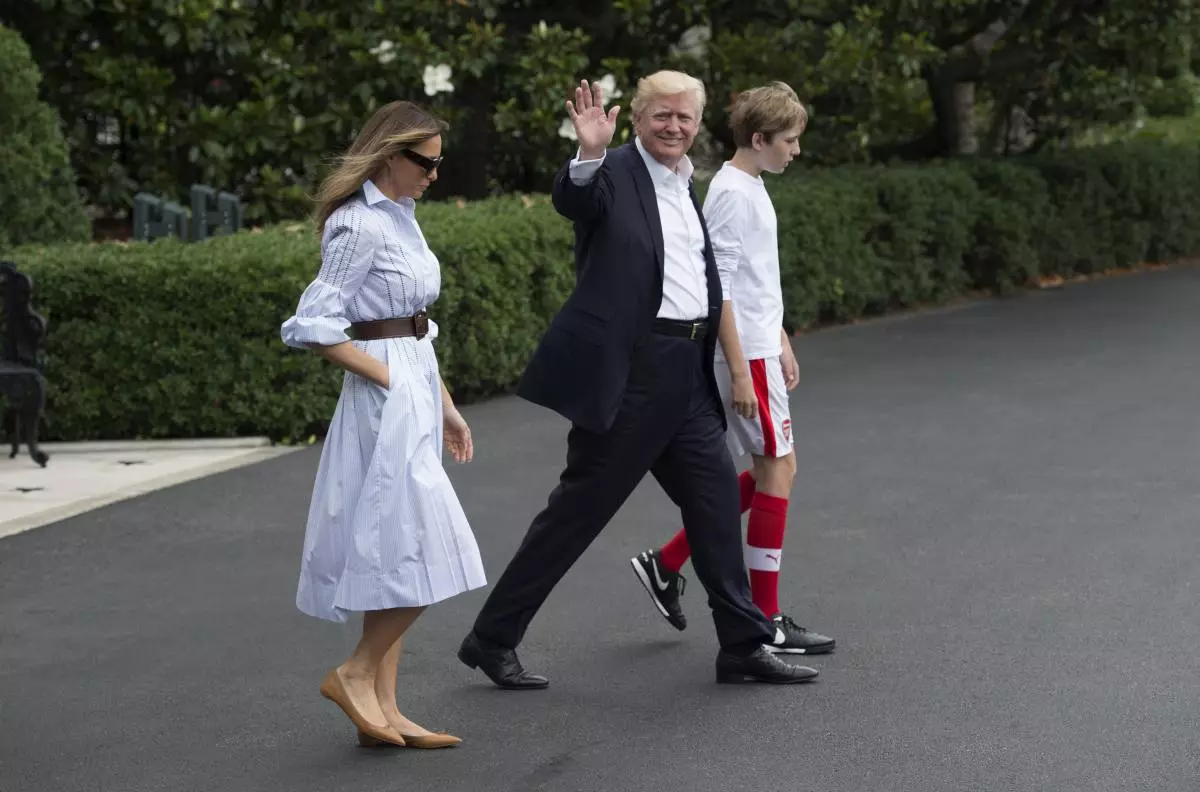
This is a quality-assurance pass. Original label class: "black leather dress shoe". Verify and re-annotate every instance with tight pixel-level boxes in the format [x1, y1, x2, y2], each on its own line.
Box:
[457, 632, 549, 690]
[715, 645, 819, 684]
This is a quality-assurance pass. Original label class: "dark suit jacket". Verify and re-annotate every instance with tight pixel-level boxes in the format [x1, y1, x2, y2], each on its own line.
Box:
[516, 142, 725, 433]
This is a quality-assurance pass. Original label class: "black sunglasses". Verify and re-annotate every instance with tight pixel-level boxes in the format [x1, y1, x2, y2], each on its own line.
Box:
[400, 148, 443, 174]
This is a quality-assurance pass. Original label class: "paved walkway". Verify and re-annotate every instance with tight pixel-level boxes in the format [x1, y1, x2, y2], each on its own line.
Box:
[0, 439, 298, 539]
[2, 267, 1199, 792]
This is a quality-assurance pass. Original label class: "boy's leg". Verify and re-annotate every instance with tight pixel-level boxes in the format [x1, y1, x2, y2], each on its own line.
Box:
[744, 356, 794, 619]
[745, 357, 836, 655]
[746, 453, 794, 618]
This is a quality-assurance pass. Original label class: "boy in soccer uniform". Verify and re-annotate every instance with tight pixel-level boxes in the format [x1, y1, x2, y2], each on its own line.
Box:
[630, 82, 835, 655]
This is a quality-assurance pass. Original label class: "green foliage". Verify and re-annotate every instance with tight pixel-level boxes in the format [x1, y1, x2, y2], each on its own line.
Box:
[769, 168, 884, 323]
[770, 140, 1200, 321]
[417, 194, 575, 398]
[8, 197, 573, 442]
[4, 0, 1195, 226]
[705, 3, 937, 163]
[1143, 73, 1199, 117]
[489, 23, 594, 192]
[8, 141, 1200, 442]
[0, 24, 90, 247]
[703, 0, 1194, 160]
[1077, 112, 1200, 146]
[1, 0, 605, 223]
[958, 159, 1050, 292]
[1029, 141, 1200, 275]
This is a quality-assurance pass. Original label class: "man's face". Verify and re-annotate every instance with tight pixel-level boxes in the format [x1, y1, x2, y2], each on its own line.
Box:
[634, 93, 701, 168]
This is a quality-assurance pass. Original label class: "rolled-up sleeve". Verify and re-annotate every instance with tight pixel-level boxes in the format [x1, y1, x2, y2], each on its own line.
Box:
[281, 209, 374, 348]
[704, 191, 749, 301]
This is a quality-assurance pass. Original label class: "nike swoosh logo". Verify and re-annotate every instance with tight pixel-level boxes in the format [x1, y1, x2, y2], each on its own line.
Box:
[652, 563, 669, 591]
[774, 627, 786, 644]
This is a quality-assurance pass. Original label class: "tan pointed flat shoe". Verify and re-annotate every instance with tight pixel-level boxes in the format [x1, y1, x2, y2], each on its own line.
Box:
[319, 669, 406, 747]
[358, 730, 461, 749]
[398, 732, 461, 749]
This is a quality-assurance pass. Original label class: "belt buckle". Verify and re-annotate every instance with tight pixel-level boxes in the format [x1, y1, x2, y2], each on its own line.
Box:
[689, 321, 701, 341]
[414, 311, 429, 339]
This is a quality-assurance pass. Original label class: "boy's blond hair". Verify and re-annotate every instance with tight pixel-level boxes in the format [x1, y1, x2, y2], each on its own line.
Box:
[729, 81, 807, 148]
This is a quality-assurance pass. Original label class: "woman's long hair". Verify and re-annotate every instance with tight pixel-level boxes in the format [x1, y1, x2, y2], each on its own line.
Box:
[313, 101, 449, 235]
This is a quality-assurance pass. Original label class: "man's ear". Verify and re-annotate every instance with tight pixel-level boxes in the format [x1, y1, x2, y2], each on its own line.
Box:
[752, 131, 765, 151]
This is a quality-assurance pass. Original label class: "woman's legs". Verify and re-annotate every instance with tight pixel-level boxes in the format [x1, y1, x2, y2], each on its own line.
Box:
[334, 607, 424, 729]
[373, 609, 436, 736]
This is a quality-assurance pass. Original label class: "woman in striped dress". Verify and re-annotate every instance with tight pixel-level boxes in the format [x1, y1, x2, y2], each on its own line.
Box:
[281, 101, 486, 749]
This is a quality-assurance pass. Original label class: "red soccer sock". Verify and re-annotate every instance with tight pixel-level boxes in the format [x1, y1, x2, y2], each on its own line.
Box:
[658, 470, 758, 573]
[746, 492, 788, 618]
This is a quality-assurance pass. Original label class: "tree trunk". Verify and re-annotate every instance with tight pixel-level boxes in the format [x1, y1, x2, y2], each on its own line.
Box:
[433, 77, 492, 201]
[954, 82, 979, 154]
[923, 7, 1029, 157]
[925, 68, 965, 156]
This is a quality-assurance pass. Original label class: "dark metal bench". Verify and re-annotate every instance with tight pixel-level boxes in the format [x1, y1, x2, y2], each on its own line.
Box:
[0, 261, 49, 467]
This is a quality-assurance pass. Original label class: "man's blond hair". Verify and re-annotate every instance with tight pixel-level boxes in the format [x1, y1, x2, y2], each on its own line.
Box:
[630, 70, 707, 117]
[729, 82, 807, 148]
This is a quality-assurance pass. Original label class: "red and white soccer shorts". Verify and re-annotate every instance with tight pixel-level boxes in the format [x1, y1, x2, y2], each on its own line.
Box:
[715, 355, 793, 458]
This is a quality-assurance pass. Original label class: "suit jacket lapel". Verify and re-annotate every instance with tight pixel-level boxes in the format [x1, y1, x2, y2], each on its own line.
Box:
[626, 145, 666, 280]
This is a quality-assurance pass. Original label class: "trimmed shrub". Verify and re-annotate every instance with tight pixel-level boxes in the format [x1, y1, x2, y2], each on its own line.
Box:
[8, 141, 1200, 442]
[0, 24, 89, 247]
[959, 159, 1050, 292]
[1028, 142, 1200, 276]
[769, 168, 884, 323]
[9, 196, 572, 443]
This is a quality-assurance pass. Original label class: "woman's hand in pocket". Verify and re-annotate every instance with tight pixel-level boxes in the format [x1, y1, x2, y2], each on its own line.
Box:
[308, 341, 390, 389]
[371, 360, 390, 390]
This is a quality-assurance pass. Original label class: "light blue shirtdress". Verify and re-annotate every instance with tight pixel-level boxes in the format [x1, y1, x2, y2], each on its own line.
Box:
[281, 180, 486, 622]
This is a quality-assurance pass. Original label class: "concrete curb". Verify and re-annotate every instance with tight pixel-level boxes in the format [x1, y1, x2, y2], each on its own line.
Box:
[0, 445, 301, 541]
[32, 437, 283, 455]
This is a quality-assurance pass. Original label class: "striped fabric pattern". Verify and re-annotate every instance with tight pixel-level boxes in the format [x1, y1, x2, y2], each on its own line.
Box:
[282, 181, 486, 622]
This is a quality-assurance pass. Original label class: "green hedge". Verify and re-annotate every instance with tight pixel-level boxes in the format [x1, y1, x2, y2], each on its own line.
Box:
[8, 140, 1200, 442]
[6, 196, 572, 443]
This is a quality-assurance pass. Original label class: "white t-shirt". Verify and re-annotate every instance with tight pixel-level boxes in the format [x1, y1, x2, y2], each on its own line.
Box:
[704, 162, 783, 361]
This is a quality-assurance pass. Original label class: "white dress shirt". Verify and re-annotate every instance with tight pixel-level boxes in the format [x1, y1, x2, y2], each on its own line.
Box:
[705, 163, 783, 360]
[568, 138, 710, 320]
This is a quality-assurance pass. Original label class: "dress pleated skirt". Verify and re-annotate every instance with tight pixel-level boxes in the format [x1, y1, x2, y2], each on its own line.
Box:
[295, 336, 486, 622]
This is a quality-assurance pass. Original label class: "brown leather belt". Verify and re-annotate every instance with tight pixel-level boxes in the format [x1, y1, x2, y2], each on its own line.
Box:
[349, 312, 430, 340]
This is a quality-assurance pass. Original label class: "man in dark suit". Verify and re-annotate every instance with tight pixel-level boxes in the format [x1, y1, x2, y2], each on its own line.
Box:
[458, 71, 818, 687]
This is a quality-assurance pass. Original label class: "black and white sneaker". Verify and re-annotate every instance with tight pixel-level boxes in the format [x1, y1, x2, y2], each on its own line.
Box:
[630, 549, 687, 631]
[766, 613, 835, 655]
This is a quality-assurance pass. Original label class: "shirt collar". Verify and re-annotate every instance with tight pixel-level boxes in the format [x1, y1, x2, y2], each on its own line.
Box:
[363, 179, 415, 213]
[635, 136, 694, 187]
